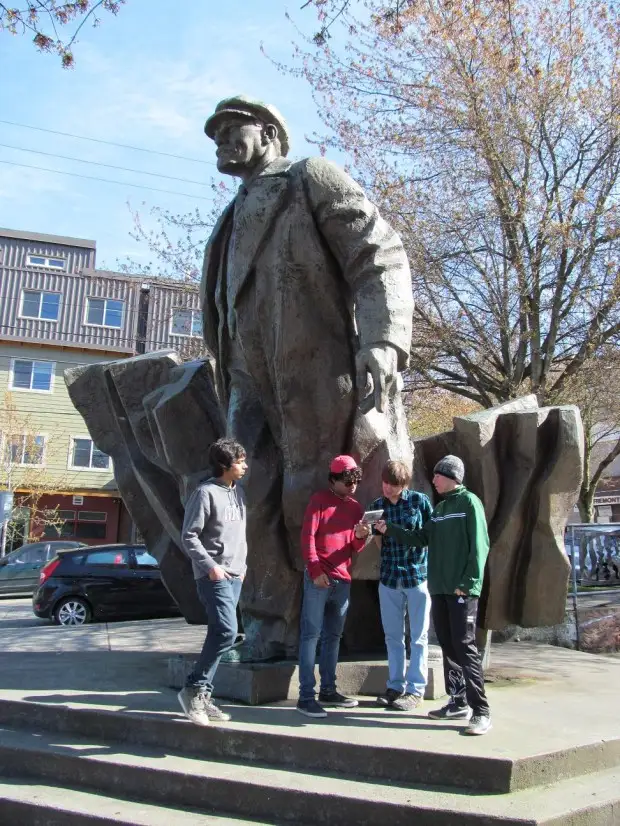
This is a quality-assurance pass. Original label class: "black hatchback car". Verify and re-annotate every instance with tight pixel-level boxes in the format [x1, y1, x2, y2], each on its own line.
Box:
[32, 543, 180, 626]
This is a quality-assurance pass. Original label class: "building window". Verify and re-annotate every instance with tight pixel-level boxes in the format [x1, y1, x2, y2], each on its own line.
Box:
[4, 434, 46, 466]
[10, 359, 54, 392]
[86, 297, 124, 328]
[69, 437, 111, 471]
[45, 509, 107, 540]
[21, 289, 61, 321]
[26, 254, 66, 271]
[170, 308, 202, 337]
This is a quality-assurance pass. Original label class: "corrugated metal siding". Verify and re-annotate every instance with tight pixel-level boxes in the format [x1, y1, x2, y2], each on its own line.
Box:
[1, 236, 140, 350]
[145, 282, 202, 352]
[0, 234, 95, 273]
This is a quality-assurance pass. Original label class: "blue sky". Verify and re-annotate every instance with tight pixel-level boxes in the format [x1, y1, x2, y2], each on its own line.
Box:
[0, 1, 327, 269]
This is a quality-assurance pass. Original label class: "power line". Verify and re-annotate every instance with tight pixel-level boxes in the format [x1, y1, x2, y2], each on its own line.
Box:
[0, 159, 215, 201]
[0, 118, 217, 166]
[0, 142, 209, 186]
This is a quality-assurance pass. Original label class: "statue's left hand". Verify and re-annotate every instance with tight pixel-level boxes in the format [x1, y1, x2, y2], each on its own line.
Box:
[356, 344, 398, 413]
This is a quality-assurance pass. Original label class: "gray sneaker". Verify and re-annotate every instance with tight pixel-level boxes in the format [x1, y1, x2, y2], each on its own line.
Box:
[203, 695, 231, 722]
[464, 714, 492, 735]
[390, 692, 423, 712]
[177, 686, 210, 726]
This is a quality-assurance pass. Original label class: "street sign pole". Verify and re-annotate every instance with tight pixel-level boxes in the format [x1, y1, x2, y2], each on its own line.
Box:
[0, 492, 14, 557]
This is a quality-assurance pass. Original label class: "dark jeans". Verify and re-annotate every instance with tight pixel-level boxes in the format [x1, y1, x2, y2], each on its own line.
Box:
[298, 570, 350, 701]
[186, 575, 243, 694]
[431, 594, 490, 715]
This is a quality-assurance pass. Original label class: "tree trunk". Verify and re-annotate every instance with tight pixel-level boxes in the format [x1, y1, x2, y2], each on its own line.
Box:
[578, 494, 595, 523]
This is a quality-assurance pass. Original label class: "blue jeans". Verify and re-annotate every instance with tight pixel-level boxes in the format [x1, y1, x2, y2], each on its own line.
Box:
[186, 575, 242, 694]
[379, 580, 430, 696]
[298, 571, 350, 701]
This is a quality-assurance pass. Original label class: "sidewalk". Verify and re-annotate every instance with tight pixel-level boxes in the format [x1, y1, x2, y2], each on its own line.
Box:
[0, 604, 619, 764]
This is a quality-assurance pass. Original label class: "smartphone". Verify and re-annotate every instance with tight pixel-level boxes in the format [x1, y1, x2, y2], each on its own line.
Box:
[362, 509, 384, 524]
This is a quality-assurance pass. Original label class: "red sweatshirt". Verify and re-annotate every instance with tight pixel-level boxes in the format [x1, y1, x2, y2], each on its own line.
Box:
[301, 489, 365, 581]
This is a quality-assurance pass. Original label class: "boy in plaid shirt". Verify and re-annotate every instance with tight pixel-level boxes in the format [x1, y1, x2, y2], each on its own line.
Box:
[371, 461, 432, 710]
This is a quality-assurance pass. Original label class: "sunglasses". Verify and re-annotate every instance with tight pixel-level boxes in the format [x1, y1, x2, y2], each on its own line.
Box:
[335, 469, 363, 486]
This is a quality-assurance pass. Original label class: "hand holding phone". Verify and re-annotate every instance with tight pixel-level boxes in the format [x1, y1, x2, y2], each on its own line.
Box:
[361, 509, 384, 524]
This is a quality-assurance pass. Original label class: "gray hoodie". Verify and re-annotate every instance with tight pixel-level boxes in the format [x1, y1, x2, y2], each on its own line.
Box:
[181, 477, 247, 579]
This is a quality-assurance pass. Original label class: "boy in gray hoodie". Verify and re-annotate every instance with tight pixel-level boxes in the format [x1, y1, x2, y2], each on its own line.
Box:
[178, 438, 248, 725]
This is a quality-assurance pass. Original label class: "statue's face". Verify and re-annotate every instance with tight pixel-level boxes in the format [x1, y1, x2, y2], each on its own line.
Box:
[213, 116, 268, 176]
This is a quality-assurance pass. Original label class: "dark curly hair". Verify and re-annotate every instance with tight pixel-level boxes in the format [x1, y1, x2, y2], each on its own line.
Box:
[209, 438, 246, 476]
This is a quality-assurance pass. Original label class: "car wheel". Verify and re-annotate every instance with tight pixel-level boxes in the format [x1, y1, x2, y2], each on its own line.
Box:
[53, 597, 92, 627]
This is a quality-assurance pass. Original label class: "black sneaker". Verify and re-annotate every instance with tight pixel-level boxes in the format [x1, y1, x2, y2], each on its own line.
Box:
[296, 698, 328, 718]
[390, 692, 422, 712]
[318, 690, 359, 708]
[376, 688, 403, 707]
[428, 700, 472, 720]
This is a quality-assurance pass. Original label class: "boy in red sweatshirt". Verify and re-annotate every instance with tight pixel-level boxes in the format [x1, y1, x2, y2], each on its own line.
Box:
[297, 455, 370, 717]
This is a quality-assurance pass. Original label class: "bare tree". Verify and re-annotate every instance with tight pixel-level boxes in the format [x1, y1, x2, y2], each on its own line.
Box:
[0, 1, 124, 67]
[289, 0, 620, 409]
[113, 187, 234, 361]
[405, 386, 479, 438]
[0, 392, 67, 553]
[558, 352, 620, 521]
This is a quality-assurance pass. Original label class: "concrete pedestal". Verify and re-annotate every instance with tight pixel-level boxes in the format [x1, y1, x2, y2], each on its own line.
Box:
[168, 646, 446, 705]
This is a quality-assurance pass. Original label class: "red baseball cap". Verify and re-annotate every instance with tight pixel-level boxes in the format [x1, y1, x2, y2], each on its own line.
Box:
[330, 455, 359, 474]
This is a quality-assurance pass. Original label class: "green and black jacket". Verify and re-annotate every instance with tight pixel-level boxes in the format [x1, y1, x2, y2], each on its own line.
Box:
[385, 485, 489, 597]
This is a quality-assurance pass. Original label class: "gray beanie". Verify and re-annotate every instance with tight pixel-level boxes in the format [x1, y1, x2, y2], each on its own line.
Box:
[433, 455, 465, 484]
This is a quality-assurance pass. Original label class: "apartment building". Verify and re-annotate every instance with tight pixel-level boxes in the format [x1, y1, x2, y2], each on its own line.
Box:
[0, 227, 202, 551]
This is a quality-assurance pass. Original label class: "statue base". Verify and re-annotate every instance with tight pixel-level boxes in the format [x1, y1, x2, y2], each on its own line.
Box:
[168, 647, 446, 705]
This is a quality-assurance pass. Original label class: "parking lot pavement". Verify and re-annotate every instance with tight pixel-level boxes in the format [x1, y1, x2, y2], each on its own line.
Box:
[0, 597, 47, 628]
[0, 596, 207, 654]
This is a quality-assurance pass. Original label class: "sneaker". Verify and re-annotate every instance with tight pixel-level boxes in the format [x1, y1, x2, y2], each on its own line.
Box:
[296, 698, 328, 718]
[203, 695, 231, 723]
[318, 691, 359, 708]
[376, 688, 403, 707]
[428, 700, 472, 720]
[177, 686, 210, 726]
[464, 714, 492, 736]
[390, 692, 423, 712]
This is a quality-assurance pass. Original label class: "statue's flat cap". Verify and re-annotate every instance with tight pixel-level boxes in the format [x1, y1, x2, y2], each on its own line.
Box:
[204, 95, 290, 156]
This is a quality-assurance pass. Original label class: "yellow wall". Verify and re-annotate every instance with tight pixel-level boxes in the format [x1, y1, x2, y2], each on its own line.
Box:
[0, 343, 119, 493]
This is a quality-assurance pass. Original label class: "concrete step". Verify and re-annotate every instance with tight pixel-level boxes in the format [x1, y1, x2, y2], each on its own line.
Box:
[0, 725, 618, 825]
[0, 778, 277, 826]
[1, 698, 619, 795]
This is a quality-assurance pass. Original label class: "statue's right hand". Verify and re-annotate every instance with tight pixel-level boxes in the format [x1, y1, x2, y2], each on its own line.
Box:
[313, 573, 330, 588]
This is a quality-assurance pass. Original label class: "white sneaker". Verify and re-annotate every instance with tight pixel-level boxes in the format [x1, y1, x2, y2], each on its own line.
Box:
[177, 686, 210, 726]
[464, 714, 492, 735]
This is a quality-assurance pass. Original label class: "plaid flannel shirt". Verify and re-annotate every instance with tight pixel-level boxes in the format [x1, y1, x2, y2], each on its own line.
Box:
[371, 489, 433, 588]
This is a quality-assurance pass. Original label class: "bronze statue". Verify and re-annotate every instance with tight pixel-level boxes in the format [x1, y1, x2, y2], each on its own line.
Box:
[200, 96, 415, 658]
[65, 98, 583, 667]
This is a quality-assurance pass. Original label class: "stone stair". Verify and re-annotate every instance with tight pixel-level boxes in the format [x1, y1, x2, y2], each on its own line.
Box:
[0, 698, 618, 825]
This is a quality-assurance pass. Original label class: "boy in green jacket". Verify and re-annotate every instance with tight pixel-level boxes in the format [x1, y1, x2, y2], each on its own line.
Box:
[375, 455, 492, 735]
